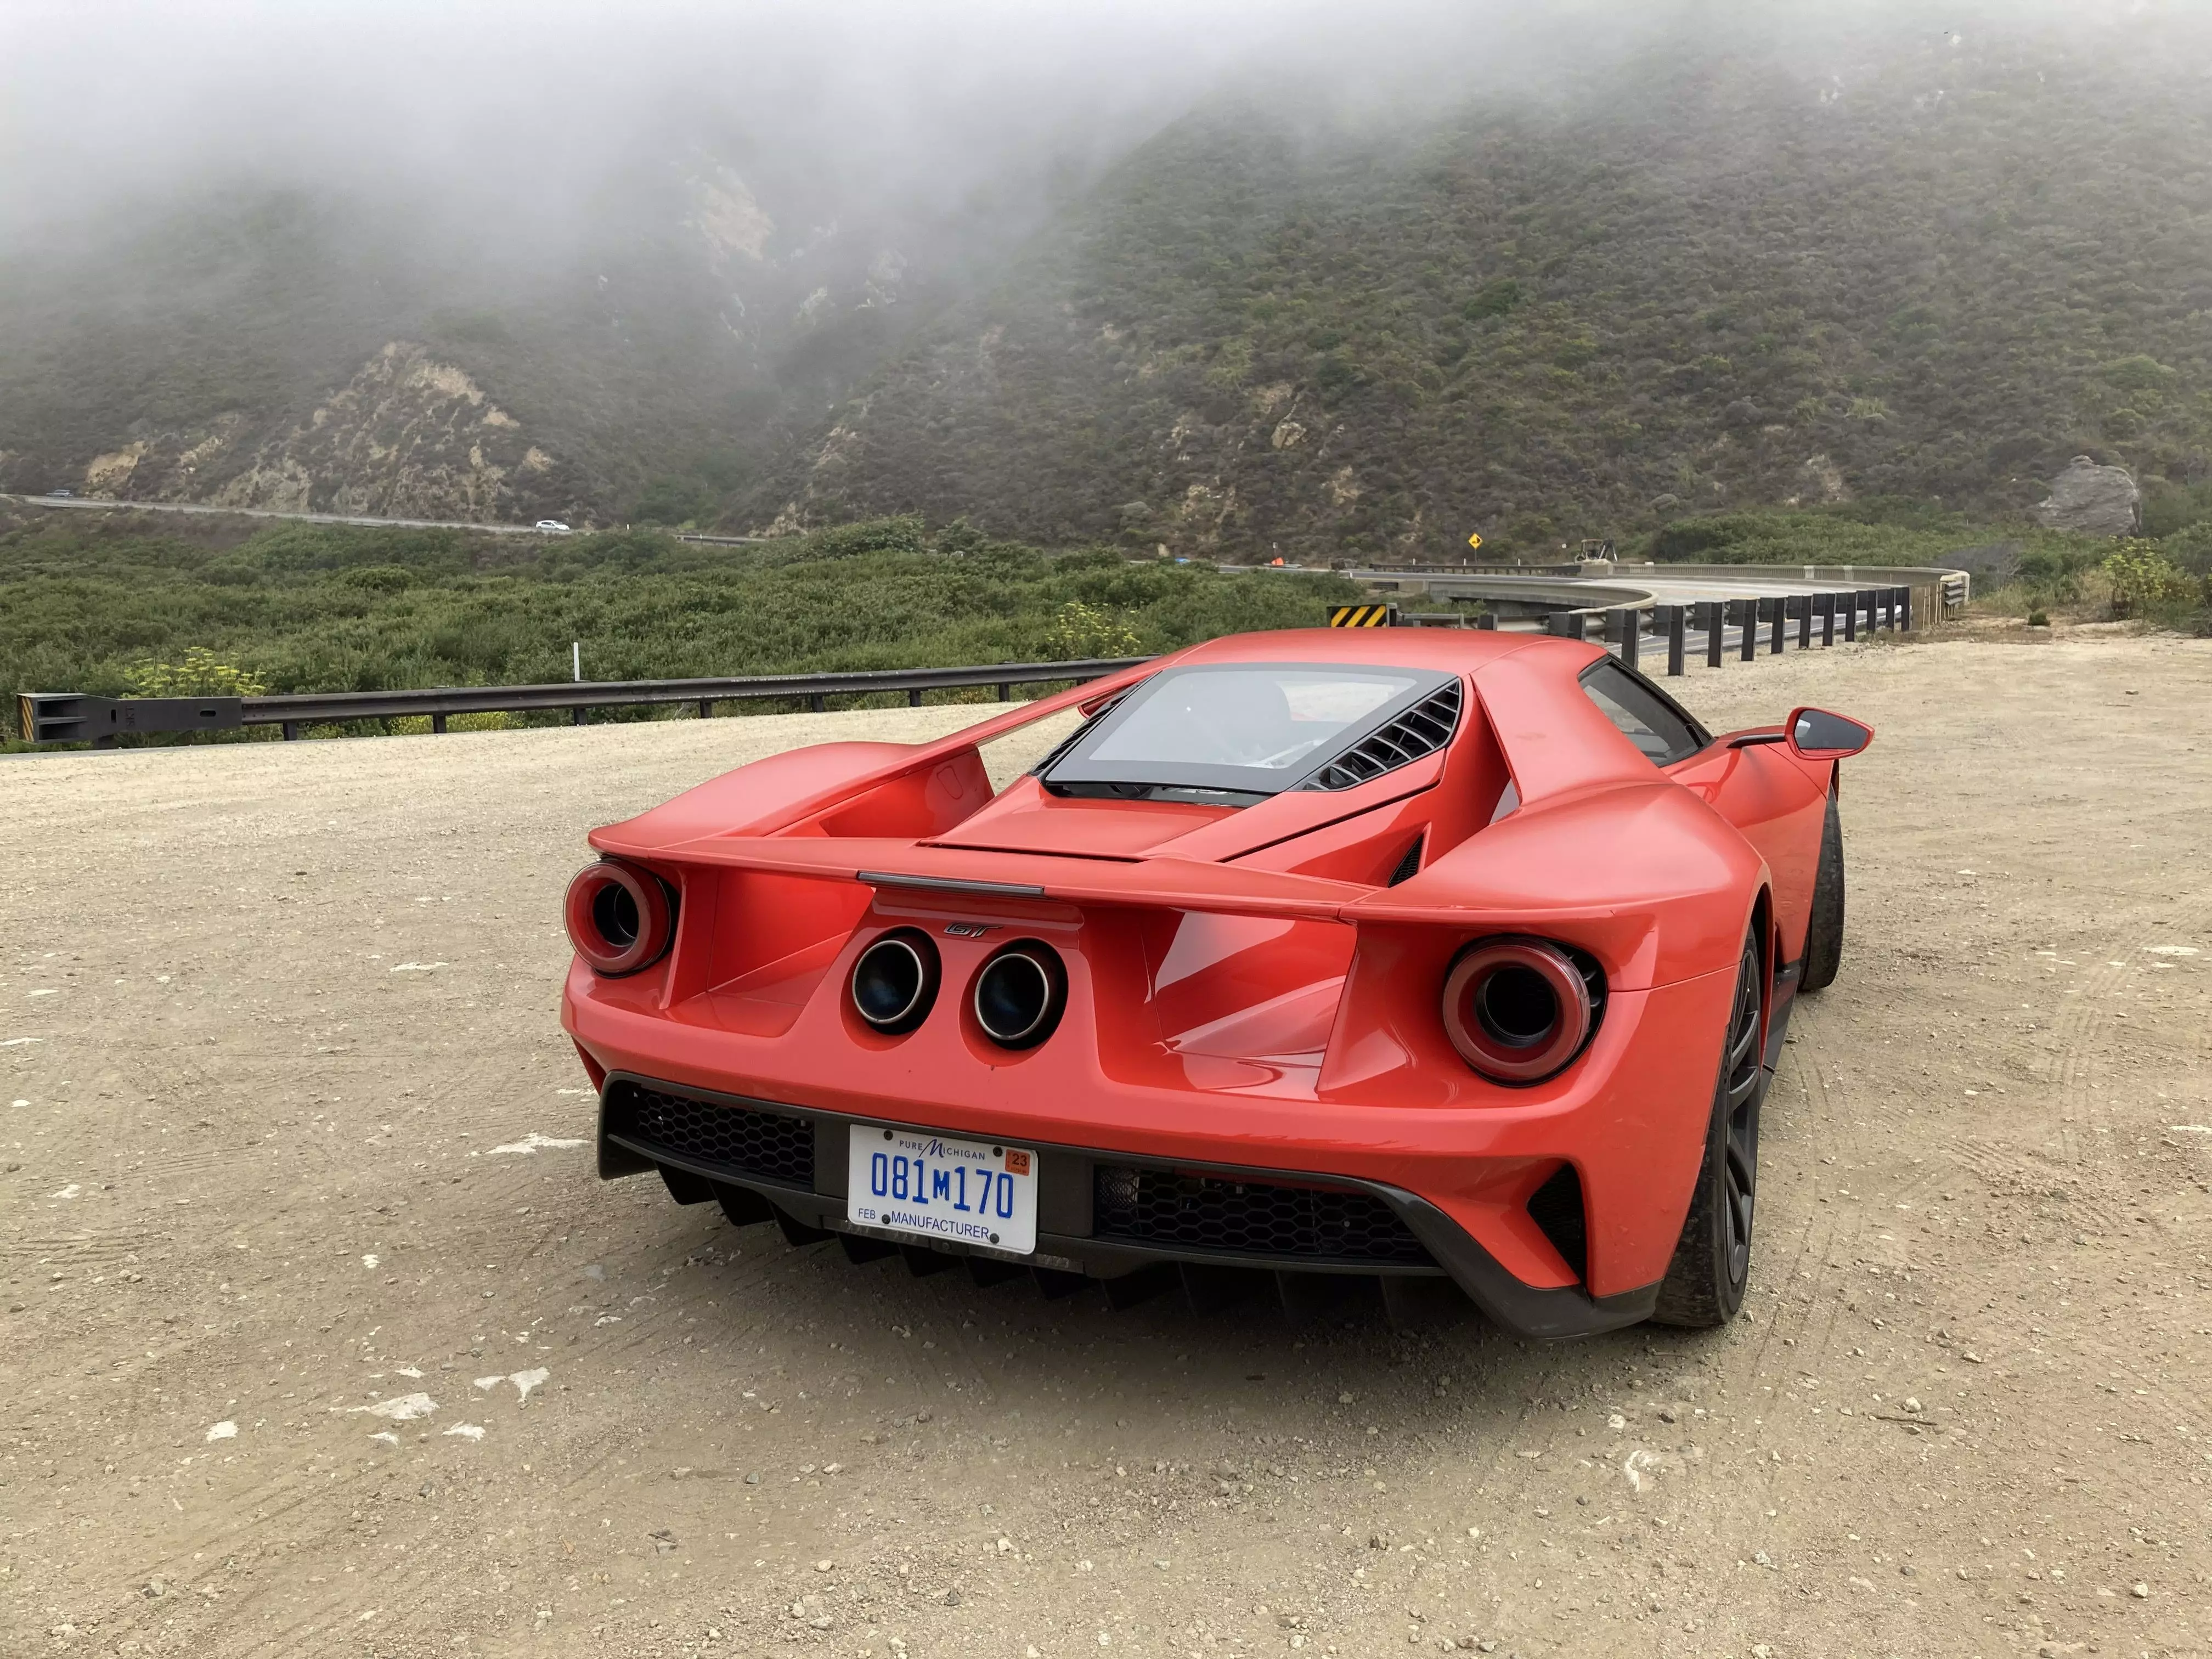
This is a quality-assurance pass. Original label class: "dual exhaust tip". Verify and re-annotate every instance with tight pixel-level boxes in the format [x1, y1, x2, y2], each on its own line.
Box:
[851, 930, 1065, 1049]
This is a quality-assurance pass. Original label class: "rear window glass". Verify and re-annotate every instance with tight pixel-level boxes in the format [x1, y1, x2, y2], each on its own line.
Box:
[1043, 663, 1448, 798]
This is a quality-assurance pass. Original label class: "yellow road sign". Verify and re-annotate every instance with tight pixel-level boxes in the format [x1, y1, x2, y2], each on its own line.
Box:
[1328, 603, 1398, 628]
[1467, 532, 1485, 552]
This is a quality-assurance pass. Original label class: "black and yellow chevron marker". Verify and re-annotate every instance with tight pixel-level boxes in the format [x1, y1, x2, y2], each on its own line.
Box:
[1328, 603, 1399, 628]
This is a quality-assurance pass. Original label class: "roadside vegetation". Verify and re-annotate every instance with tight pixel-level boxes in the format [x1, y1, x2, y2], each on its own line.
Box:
[0, 511, 1356, 746]
[7, 498, 2204, 749]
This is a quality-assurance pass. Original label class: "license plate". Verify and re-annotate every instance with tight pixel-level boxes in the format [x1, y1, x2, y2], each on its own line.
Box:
[847, 1124, 1037, 1255]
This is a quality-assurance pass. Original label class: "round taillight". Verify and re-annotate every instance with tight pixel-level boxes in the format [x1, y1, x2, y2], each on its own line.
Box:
[850, 930, 941, 1033]
[564, 859, 674, 976]
[972, 941, 1066, 1049]
[1441, 939, 1595, 1084]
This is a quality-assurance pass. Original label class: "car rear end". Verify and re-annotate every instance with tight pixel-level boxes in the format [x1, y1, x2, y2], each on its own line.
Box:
[561, 633, 1759, 1336]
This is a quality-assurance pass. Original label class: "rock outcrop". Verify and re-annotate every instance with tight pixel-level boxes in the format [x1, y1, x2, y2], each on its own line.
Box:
[73, 343, 566, 523]
[207, 344, 557, 522]
[2032, 456, 2141, 536]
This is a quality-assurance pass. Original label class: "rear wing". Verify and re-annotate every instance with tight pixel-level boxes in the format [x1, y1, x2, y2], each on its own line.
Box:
[586, 831, 1373, 922]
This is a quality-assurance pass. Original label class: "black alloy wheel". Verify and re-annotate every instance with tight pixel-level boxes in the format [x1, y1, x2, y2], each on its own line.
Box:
[1652, 932, 1766, 1327]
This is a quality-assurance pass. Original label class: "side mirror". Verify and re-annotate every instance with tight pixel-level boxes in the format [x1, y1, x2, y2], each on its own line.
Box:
[1786, 707, 1874, 760]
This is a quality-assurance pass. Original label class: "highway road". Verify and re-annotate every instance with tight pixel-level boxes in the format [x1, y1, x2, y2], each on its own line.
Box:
[2, 490, 561, 537]
[0, 492, 766, 544]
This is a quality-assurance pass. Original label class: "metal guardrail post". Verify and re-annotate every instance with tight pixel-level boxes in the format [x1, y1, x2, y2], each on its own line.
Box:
[1664, 605, 1687, 676]
[1737, 600, 1757, 663]
[432, 713, 448, 735]
[1843, 592, 1858, 642]
[12, 692, 244, 746]
[1474, 614, 1498, 631]
[1702, 601, 1724, 668]
[1901, 584, 1914, 631]
[1820, 593, 1835, 647]
[1611, 608, 1640, 670]
[1767, 597, 1785, 656]
[1795, 596, 1811, 651]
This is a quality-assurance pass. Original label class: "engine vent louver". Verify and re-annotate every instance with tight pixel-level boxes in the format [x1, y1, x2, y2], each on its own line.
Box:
[1305, 680, 1463, 792]
[1386, 834, 1425, 887]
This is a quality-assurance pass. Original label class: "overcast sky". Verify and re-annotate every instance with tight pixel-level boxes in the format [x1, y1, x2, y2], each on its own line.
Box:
[0, 0, 2191, 238]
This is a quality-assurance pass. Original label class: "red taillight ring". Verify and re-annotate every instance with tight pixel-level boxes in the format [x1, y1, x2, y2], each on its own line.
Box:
[1441, 938, 1593, 1084]
[565, 859, 674, 977]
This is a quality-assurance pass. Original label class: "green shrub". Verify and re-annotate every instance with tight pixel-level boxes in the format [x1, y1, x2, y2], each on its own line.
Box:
[2145, 482, 2212, 541]
[124, 647, 268, 698]
[1462, 278, 1524, 320]
[2016, 545, 2096, 605]
[2102, 541, 2199, 620]
[1043, 600, 1143, 659]
[1, 515, 1359, 746]
[2096, 355, 2179, 393]
[2159, 520, 2212, 576]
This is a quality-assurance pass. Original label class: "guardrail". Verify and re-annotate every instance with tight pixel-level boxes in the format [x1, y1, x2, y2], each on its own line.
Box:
[16, 658, 1148, 748]
[1543, 583, 1914, 675]
[12, 584, 1917, 748]
[1355, 564, 1964, 629]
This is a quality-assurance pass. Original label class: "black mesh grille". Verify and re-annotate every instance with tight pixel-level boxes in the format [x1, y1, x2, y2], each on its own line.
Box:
[1093, 1166, 1433, 1265]
[606, 1084, 815, 1187]
[1305, 680, 1463, 792]
[1386, 834, 1425, 887]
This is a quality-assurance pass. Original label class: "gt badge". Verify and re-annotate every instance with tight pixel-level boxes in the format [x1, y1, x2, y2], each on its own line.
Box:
[943, 922, 993, 938]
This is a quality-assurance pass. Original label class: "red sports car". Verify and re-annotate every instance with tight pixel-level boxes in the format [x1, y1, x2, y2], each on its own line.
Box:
[561, 628, 1870, 1336]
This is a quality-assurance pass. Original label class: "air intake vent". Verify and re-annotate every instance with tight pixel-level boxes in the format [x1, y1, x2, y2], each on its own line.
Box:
[1526, 1163, 1588, 1282]
[1305, 680, 1463, 792]
[1386, 834, 1425, 887]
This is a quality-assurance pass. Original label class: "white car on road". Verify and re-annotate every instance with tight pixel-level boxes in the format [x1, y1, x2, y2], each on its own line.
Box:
[534, 519, 572, 533]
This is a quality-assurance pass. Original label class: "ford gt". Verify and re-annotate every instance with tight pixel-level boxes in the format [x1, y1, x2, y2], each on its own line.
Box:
[560, 628, 1871, 1336]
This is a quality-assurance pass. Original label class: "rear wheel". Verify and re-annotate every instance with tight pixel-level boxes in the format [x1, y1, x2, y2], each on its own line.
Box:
[1799, 788, 1845, 993]
[1651, 934, 1765, 1327]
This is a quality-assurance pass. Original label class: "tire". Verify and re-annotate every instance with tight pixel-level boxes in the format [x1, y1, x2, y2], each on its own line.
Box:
[1799, 787, 1845, 994]
[1651, 934, 1765, 1328]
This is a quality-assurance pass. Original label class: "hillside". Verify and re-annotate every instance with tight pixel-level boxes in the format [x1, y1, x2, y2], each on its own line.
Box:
[5, 14, 2210, 560]
[765, 27, 2212, 560]
[0, 151, 1020, 528]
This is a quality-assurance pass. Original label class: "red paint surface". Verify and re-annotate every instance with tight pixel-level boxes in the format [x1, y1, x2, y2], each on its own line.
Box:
[563, 629, 1858, 1300]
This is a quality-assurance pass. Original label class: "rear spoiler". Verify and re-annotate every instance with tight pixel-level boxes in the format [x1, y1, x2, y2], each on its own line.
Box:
[584, 830, 1648, 934]
[586, 832, 1373, 922]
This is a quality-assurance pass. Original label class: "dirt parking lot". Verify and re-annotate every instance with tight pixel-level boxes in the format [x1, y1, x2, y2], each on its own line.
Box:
[4, 630, 2210, 1659]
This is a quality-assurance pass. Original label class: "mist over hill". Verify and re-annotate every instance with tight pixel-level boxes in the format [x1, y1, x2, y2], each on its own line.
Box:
[3, 2, 2208, 557]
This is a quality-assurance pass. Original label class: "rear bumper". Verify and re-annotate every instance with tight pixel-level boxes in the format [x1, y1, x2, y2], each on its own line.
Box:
[596, 1070, 1660, 1340]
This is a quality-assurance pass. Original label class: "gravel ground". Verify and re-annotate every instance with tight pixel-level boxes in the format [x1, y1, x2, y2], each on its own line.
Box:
[4, 630, 2210, 1659]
